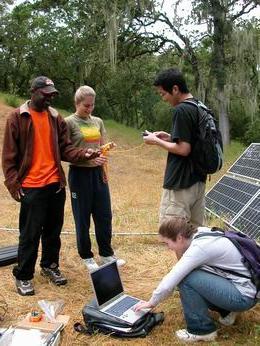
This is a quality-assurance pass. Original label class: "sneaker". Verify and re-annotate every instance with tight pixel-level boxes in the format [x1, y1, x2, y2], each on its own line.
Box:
[83, 258, 99, 272]
[15, 279, 35, 296]
[100, 255, 126, 267]
[175, 329, 217, 342]
[41, 264, 67, 286]
[219, 312, 238, 326]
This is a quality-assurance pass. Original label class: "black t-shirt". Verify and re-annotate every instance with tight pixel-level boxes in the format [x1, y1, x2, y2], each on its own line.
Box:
[163, 100, 206, 190]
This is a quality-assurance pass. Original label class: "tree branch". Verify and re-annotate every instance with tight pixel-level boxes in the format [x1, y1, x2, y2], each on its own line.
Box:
[231, 1, 259, 21]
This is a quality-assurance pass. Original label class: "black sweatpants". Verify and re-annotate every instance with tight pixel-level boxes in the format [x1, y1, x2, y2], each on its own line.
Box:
[13, 183, 66, 280]
[68, 166, 114, 259]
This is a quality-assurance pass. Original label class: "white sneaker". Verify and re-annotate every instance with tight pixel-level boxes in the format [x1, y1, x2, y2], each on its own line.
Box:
[219, 312, 238, 326]
[83, 258, 99, 272]
[100, 255, 126, 267]
[175, 329, 217, 342]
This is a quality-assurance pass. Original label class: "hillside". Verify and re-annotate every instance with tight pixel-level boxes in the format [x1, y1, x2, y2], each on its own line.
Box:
[0, 100, 258, 346]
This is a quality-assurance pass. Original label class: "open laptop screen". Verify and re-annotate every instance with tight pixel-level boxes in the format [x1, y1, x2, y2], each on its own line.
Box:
[91, 261, 124, 306]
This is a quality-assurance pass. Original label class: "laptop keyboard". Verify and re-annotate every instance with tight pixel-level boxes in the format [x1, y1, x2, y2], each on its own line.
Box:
[105, 296, 140, 317]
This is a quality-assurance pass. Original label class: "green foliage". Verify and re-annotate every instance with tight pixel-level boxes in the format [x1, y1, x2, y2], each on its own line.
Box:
[0, 0, 259, 146]
[229, 99, 250, 140]
[223, 140, 246, 163]
[244, 118, 260, 145]
[104, 119, 142, 145]
[56, 107, 71, 118]
[0, 0, 13, 14]
[93, 57, 160, 129]
[152, 100, 172, 132]
[227, 24, 259, 141]
[4, 94, 20, 108]
[255, 323, 260, 337]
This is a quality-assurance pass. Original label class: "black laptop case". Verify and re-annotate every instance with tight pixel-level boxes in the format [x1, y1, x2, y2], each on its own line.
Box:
[75, 299, 164, 338]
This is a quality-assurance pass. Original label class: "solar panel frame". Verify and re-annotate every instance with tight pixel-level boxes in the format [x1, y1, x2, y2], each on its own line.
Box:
[205, 143, 260, 239]
[205, 175, 259, 223]
[231, 192, 260, 239]
[228, 143, 260, 182]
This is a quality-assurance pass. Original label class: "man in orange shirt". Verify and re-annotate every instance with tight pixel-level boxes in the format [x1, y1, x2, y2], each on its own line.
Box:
[2, 76, 105, 296]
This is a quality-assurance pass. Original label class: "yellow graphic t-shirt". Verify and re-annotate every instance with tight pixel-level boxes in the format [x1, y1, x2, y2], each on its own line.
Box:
[80, 125, 101, 144]
[65, 114, 106, 167]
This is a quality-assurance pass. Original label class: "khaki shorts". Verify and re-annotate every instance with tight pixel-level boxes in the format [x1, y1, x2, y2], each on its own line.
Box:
[159, 182, 206, 226]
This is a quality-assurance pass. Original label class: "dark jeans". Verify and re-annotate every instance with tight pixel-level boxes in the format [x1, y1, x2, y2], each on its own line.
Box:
[13, 183, 66, 280]
[68, 166, 114, 259]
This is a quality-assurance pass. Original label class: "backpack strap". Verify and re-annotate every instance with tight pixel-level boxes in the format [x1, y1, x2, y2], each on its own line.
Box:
[193, 227, 224, 240]
[193, 230, 252, 280]
[74, 322, 92, 335]
[182, 99, 199, 107]
[182, 99, 209, 112]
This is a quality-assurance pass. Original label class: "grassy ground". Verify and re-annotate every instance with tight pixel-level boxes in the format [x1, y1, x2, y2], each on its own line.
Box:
[0, 99, 259, 345]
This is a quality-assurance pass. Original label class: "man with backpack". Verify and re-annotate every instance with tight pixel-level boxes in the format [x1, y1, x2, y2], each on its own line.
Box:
[143, 68, 222, 228]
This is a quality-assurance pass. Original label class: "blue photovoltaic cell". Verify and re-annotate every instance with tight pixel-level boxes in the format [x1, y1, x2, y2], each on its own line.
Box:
[205, 176, 259, 222]
[232, 194, 260, 239]
[206, 144, 260, 239]
[229, 143, 260, 180]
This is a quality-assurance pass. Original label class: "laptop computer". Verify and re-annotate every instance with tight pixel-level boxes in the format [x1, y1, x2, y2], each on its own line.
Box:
[89, 261, 150, 325]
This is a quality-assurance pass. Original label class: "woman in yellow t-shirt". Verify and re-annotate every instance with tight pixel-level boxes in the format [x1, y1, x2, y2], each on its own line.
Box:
[65, 86, 125, 271]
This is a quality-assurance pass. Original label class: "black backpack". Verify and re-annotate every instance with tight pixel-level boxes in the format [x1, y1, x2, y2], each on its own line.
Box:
[183, 100, 223, 175]
[194, 227, 260, 299]
[74, 299, 164, 338]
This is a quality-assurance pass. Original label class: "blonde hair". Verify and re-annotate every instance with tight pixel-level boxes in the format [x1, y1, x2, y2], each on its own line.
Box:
[159, 217, 197, 240]
[74, 85, 96, 105]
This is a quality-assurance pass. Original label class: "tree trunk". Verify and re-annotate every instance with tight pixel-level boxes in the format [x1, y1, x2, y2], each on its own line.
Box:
[217, 89, 230, 145]
[210, 0, 231, 145]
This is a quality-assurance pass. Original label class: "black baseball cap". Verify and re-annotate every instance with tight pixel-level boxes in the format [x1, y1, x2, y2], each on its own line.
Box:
[30, 76, 58, 94]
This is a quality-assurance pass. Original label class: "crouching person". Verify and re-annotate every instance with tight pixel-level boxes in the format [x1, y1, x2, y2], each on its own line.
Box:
[134, 217, 257, 342]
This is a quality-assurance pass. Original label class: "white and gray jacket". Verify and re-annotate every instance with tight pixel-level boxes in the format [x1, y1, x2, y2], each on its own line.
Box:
[149, 227, 257, 306]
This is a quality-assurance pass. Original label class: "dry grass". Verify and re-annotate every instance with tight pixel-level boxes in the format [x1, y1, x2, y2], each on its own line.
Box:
[0, 102, 259, 345]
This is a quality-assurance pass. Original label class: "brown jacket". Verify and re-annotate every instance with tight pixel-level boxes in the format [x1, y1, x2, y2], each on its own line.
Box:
[2, 101, 89, 201]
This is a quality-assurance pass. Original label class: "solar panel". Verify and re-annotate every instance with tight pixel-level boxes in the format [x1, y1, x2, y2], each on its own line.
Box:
[205, 143, 260, 239]
[232, 193, 260, 239]
[205, 176, 259, 222]
[229, 143, 260, 181]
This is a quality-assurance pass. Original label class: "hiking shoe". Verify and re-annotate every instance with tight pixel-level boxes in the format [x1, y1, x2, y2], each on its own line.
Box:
[175, 329, 217, 342]
[219, 312, 238, 326]
[15, 279, 35, 296]
[83, 258, 99, 272]
[100, 255, 126, 267]
[41, 264, 67, 286]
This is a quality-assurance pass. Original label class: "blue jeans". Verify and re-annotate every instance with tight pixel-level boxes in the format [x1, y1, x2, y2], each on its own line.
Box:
[178, 270, 256, 335]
